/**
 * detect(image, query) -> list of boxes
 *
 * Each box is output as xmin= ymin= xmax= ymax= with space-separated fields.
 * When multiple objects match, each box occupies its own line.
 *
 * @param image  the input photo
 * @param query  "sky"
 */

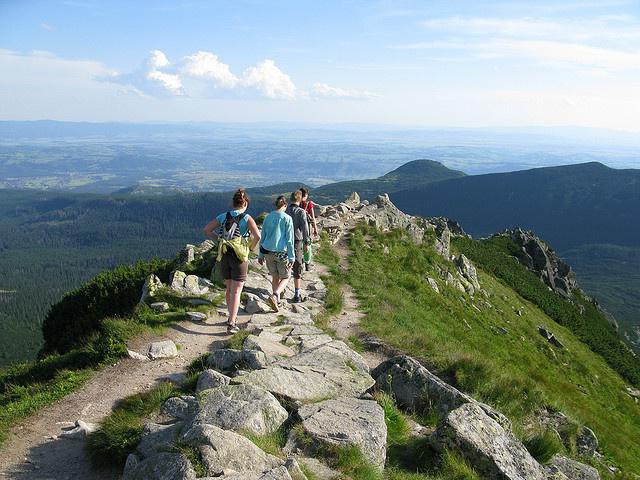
xmin=1 ymin=0 xmax=640 ymax=130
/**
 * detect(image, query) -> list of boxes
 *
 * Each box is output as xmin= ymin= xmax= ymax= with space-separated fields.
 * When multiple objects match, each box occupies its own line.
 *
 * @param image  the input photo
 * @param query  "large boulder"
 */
xmin=434 ymin=403 xmax=546 ymax=480
xmin=136 ymin=422 xmax=183 ymax=458
xmin=298 ymin=397 xmax=387 ymax=469
xmin=181 ymin=424 xmax=282 ymax=476
xmin=546 ymin=455 xmax=600 ymax=480
xmin=456 ymin=254 xmax=480 ymax=291
xmin=140 ymin=274 xmax=163 ymax=303
xmin=234 ymin=341 xmax=373 ymax=405
xmin=371 ymin=355 xmax=509 ymax=428
xmin=189 ymin=384 xmax=288 ymax=435
xmin=122 ymin=452 xmax=196 ymax=480
xmin=161 ymin=396 xmax=197 ymax=420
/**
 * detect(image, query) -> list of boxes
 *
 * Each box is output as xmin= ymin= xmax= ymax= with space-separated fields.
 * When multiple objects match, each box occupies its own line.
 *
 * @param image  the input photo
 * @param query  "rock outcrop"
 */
xmin=496 ymin=229 xmax=577 ymax=298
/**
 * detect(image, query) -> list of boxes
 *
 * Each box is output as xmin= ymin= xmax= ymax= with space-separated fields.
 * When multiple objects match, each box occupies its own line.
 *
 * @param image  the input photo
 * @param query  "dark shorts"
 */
xmin=219 ymin=252 xmax=248 ymax=282
xmin=292 ymin=241 xmax=304 ymax=280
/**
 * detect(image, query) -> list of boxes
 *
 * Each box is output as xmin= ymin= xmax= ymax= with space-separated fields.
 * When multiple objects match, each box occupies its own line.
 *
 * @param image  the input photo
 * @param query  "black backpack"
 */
xmin=221 ymin=211 xmax=247 ymax=241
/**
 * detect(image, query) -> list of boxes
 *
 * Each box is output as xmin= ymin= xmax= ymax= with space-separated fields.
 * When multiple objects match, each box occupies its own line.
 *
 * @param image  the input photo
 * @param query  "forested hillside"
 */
xmin=0 ymin=189 xmax=273 ymax=366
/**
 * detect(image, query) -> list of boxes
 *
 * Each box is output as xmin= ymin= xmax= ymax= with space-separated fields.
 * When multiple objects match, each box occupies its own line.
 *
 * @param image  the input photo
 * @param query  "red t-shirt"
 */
xmin=301 ymin=200 xmax=314 ymax=216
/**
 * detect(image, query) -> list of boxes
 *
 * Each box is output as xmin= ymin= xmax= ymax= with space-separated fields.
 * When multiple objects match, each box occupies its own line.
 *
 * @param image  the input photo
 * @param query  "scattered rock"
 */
xmin=181 ymin=424 xmax=282 ymax=476
xmin=246 ymin=299 xmax=269 ymax=314
xmin=208 ymin=349 xmax=245 ymax=372
xmin=148 ymin=340 xmax=178 ymax=360
xmin=140 ymin=274 xmax=163 ymax=303
xmin=576 ymin=426 xmax=598 ymax=457
xmin=456 ymin=254 xmax=480 ymax=291
xmin=189 ymin=383 xmax=288 ymax=435
xmin=122 ymin=452 xmax=196 ymax=480
xmin=128 ymin=349 xmax=150 ymax=361
xmin=298 ymin=397 xmax=387 ymax=469
xmin=244 ymin=334 xmax=297 ymax=358
xmin=161 ymin=396 xmax=197 ymax=419
xmin=427 ymin=277 xmax=440 ymax=293
xmin=136 ymin=422 xmax=183 ymax=458
xmin=538 ymin=326 xmax=565 ymax=349
xmin=186 ymin=311 xmax=207 ymax=322
xmin=371 ymin=355 xmax=510 ymax=428
xmin=196 ymin=369 xmax=231 ymax=393
xmin=150 ymin=301 xmax=170 ymax=312
xmin=170 ymin=270 xmax=187 ymax=291
xmin=434 ymin=403 xmax=546 ymax=480
xmin=59 ymin=420 xmax=97 ymax=440
xmin=547 ymin=454 xmax=600 ymax=480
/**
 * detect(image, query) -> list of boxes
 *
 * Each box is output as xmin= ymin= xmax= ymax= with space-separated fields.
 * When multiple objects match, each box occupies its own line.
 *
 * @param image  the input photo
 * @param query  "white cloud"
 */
xmin=242 ymin=59 xmax=297 ymax=99
xmin=143 ymin=50 xmax=184 ymax=95
xmin=312 ymin=82 xmax=377 ymax=100
xmin=182 ymin=51 xmax=238 ymax=88
xmin=39 ymin=22 xmax=54 ymax=31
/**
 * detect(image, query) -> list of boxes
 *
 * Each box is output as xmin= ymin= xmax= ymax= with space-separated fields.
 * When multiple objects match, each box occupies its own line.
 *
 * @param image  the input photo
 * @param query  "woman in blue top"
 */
xmin=258 ymin=195 xmax=294 ymax=312
xmin=203 ymin=188 xmax=260 ymax=333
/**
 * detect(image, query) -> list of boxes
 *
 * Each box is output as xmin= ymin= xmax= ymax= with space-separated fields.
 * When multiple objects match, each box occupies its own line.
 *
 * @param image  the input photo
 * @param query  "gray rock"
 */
xmin=279 ymin=341 xmax=369 ymax=375
xmin=208 ymin=349 xmax=245 ymax=372
xmin=456 ymin=254 xmax=480 ymax=290
xmin=347 ymin=192 xmax=361 ymax=205
xmin=547 ymin=455 xmax=600 ymax=480
xmin=244 ymin=350 xmax=271 ymax=370
xmin=196 ymin=370 xmax=231 ymax=393
xmin=170 ymin=270 xmax=187 ymax=291
xmin=179 ymin=245 xmax=195 ymax=265
xmin=244 ymin=334 xmax=297 ymax=358
xmin=371 ymin=355 xmax=510 ymax=428
xmin=186 ymin=311 xmax=208 ymax=322
xmin=298 ymin=397 xmax=387 ymax=469
xmin=136 ymin=422 xmax=183 ymax=458
xmin=140 ymin=274 xmax=163 ymax=303
xmin=284 ymin=458 xmax=308 ymax=480
xmin=576 ymin=426 xmax=599 ymax=457
xmin=191 ymin=383 xmax=288 ymax=435
xmin=59 ymin=419 xmax=97 ymax=440
xmin=427 ymin=277 xmax=440 ymax=293
xmin=246 ymin=299 xmax=269 ymax=314
xmin=434 ymin=403 xmax=546 ymax=480
xmin=184 ymin=275 xmax=209 ymax=295
xmin=122 ymin=452 xmax=196 ymax=480
xmin=150 ymin=301 xmax=170 ymax=312
xmin=148 ymin=340 xmax=178 ymax=360
xmin=538 ymin=326 xmax=565 ymax=349
xmin=218 ymin=466 xmax=294 ymax=480
xmin=128 ymin=349 xmax=149 ymax=361
xmin=298 ymin=334 xmax=334 ymax=351
xmin=295 ymin=457 xmax=341 ymax=480
xmin=161 ymin=396 xmax=197 ymax=419
xmin=181 ymin=424 xmax=282 ymax=476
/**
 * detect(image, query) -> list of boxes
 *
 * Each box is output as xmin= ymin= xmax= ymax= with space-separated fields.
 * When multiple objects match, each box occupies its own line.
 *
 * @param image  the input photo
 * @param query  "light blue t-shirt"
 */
xmin=259 ymin=210 xmax=295 ymax=262
xmin=216 ymin=209 xmax=250 ymax=236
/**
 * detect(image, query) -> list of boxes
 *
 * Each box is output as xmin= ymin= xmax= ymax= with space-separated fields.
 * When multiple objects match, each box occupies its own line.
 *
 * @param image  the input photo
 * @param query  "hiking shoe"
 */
xmin=291 ymin=294 xmax=304 ymax=303
xmin=267 ymin=294 xmax=280 ymax=312
xmin=227 ymin=324 xmax=240 ymax=334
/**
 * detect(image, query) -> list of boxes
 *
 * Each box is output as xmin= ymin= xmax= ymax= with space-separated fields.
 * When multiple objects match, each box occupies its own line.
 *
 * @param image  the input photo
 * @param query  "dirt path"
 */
xmin=319 ymin=231 xmax=387 ymax=370
xmin=0 ymin=310 xmax=246 ymax=480
xmin=0 ymin=229 xmax=379 ymax=480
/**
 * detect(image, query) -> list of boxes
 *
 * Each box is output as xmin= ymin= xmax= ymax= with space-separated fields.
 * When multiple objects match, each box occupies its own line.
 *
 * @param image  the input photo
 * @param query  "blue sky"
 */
xmin=1 ymin=0 xmax=640 ymax=130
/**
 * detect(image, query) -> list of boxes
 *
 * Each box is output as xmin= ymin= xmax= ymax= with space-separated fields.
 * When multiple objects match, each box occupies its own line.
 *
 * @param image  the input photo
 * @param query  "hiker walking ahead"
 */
xmin=286 ymin=190 xmax=310 ymax=303
xmin=300 ymin=187 xmax=318 ymax=271
xmin=203 ymin=188 xmax=260 ymax=333
xmin=258 ymin=195 xmax=294 ymax=312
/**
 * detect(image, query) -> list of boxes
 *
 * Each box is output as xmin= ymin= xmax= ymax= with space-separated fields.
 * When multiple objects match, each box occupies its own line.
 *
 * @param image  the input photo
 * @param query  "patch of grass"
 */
xmin=374 ymin=392 xmax=410 ymax=445
xmin=313 ymin=235 xmax=344 ymax=333
xmin=348 ymin=335 xmax=365 ymax=352
xmin=174 ymin=444 xmax=207 ymax=477
xmin=524 ymin=429 xmax=564 ymax=464
xmin=346 ymin=224 xmax=640 ymax=475
xmin=87 ymin=382 xmax=180 ymax=467
xmin=187 ymin=353 xmax=210 ymax=376
xmin=242 ymin=425 xmax=288 ymax=457
xmin=299 ymin=462 xmax=319 ymax=480
xmin=226 ymin=330 xmax=250 ymax=350
xmin=324 ymin=444 xmax=383 ymax=480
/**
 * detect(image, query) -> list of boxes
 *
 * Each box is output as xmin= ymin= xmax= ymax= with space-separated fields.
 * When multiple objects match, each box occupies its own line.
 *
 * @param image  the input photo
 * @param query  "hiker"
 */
xmin=203 ymin=188 xmax=260 ymax=333
xmin=285 ymin=190 xmax=310 ymax=303
xmin=300 ymin=187 xmax=318 ymax=271
xmin=258 ymin=195 xmax=295 ymax=312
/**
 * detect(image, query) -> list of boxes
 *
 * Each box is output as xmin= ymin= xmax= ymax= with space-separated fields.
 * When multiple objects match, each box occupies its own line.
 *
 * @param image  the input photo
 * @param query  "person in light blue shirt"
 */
xmin=258 ymin=195 xmax=294 ymax=312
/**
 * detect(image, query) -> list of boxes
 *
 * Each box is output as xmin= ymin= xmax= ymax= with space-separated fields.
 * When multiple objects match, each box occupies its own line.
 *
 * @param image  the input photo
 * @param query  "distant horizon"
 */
xmin=2 ymin=1 xmax=640 ymax=130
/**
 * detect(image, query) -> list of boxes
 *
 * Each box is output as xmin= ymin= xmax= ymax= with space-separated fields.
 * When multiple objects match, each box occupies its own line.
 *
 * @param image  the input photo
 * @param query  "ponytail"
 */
xmin=274 ymin=195 xmax=287 ymax=209
xmin=232 ymin=188 xmax=249 ymax=208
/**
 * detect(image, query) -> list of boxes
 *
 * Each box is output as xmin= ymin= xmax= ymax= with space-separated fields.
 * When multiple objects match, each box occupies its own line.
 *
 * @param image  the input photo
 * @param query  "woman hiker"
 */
xmin=258 ymin=195 xmax=294 ymax=312
xmin=203 ymin=188 xmax=261 ymax=333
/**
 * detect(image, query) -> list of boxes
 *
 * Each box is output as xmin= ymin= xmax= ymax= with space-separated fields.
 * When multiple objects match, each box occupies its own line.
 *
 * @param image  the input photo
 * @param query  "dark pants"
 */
xmin=292 ymin=241 xmax=304 ymax=279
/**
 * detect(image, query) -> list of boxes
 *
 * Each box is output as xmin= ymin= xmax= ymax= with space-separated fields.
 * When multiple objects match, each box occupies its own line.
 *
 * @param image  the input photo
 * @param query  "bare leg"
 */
xmin=227 ymin=280 xmax=244 ymax=325
xmin=294 ymin=278 xmax=302 ymax=290
xmin=271 ymin=276 xmax=281 ymax=297
xmin=224 ymin=279 xmax=231 ymax=310
xmin=274 ymin=277 xmax=289 ymax=297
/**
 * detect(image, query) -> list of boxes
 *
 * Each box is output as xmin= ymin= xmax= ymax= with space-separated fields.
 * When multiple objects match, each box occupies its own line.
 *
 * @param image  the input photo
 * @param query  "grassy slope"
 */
xmin=345 ymin=225 xmax=640 ymax=476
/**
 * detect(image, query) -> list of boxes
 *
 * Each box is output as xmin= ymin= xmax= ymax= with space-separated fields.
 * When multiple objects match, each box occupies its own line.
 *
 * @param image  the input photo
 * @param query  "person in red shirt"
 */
xmin=300 ymin=187 xmax=318 ymax=272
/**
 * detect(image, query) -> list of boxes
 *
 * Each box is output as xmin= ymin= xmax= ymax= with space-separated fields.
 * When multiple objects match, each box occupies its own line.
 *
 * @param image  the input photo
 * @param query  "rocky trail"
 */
xmin=0 ymin=193 xmax=606 ymax=480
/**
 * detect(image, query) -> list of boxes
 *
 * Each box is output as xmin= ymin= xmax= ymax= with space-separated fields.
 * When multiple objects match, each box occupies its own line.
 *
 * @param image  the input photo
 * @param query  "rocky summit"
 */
xmin=119 ymin=193 xmax=608 ymax=480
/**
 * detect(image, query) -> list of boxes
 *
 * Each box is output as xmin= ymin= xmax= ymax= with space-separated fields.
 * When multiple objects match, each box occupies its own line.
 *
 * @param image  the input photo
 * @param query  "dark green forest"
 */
xmin=0 ymin=189 xmax=273 ymax=367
